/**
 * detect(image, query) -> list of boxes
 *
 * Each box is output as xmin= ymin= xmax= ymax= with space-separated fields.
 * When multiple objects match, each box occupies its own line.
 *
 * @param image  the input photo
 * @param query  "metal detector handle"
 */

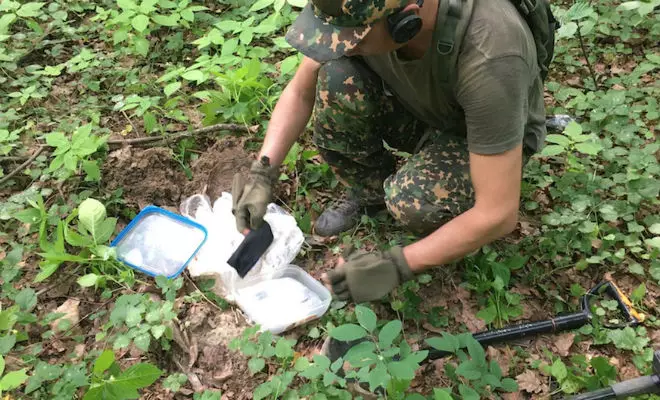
xmin=565 ymin=376 xmax=660 ymax=400
xmin=428 ymin=311 xmax=589 ymax=359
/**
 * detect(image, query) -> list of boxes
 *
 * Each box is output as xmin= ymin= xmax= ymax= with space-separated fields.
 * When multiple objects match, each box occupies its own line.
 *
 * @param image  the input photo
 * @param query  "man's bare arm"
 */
xmin=402 ymin=144 xmax=524 ymax=271
xmin=258 ymin=56 xmax=321 ymax=165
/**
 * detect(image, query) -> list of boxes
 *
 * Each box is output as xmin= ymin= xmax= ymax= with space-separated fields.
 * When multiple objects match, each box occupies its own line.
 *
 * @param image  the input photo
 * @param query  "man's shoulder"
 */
xmin=460 ymin=0 xmax=537 ymax=63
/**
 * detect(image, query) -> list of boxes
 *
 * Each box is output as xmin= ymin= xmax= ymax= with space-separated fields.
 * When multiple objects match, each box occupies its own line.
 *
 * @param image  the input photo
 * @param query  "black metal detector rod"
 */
xmin=428 ymin=280 xmax=643 ymax=360
xmin=564 ymin=350 xmax=660 ymax=400
xmin=429 ymin=311 xmax=589 ymax=359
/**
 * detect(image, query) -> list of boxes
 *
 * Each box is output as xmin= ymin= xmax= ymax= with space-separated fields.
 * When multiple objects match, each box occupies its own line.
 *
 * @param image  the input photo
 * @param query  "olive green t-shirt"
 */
xmin=362 ymin=0 xmax=547 ymax=154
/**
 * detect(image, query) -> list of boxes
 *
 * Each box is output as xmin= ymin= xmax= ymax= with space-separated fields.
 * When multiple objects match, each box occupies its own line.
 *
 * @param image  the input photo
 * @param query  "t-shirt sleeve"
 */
xmin=456 ymin=55 xmax=532 ymax=155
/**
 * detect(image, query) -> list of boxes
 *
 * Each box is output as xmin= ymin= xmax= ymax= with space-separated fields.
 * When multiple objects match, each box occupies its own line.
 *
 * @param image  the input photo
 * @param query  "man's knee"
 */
xmin=383 ymin=173 xmax=471 ymax=235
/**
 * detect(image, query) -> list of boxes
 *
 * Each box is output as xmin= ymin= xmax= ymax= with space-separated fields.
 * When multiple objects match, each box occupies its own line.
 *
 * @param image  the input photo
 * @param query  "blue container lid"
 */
xmin=111 ymin=205 xmax=208 ymax=279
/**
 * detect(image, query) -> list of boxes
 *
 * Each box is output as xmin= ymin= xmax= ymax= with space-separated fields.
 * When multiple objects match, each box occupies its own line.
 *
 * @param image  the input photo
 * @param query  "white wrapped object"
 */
xmin=181 ymin=192 xmax=305 ymax=302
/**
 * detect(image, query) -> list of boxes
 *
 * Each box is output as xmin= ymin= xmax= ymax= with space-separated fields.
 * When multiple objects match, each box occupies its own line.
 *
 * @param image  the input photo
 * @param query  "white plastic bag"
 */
xmin=180 ymin=192 xmax=305 ymax=302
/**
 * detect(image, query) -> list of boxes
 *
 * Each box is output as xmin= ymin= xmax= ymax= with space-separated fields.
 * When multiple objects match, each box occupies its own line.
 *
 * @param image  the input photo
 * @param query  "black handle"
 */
xmin=565 ymin=387 xmax=616 ymax=400
xmin=429 ymin=311 xmax=589 ymax=360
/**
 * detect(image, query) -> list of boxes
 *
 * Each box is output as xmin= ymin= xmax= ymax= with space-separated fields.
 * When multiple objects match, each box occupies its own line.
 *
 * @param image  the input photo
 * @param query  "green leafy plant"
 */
xmin=45 ymin=124 xmax=107 ymax=182
xmin=163 ymin=372 xmax=188 ymax=392
xmin=541 ymin=354 xmax=617 ymax=395
xmin=426 ymin=332 xmax=518 ymax=399
xmin=102 ymin=293 xmax=176 ymax=352
xmin=84 ymin=349 xmax=162 ymax=399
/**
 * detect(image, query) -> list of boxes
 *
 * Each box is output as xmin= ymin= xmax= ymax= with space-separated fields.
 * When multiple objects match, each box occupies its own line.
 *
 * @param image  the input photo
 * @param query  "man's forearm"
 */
xmin=403 ymin=207 xmax=517 ymax=272
xmin=259 ymin=83 xmax=315 ymax=166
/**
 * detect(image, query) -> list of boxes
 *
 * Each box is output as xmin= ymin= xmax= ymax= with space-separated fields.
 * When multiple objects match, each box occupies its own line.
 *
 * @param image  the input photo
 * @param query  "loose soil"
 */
xmin=102 ymin=137 xmax=253 ymax=210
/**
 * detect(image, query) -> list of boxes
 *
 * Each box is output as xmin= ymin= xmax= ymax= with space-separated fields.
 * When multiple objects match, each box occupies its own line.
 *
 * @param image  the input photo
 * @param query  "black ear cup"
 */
xmin=387 ymin=11 xmax=423 ymax=44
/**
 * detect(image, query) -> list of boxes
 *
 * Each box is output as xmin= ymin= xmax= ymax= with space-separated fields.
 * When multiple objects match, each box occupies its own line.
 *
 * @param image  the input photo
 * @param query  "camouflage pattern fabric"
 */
xmin=285 ymin=0 xmax=408 ymax=62
xmin=312 ymin=57 xmax=477 ymax=234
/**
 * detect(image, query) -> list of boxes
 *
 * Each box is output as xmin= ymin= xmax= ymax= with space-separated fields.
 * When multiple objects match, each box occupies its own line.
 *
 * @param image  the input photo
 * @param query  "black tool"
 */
xmin=227 ymin=222 xmax=274 ymax=278
xmin=564 ymin=350 xmax=660 ymax=400
xmin=326 ymin=280 xmax=644 ymax=363
xmin=428 ymin=279 xmax=645 ymax=359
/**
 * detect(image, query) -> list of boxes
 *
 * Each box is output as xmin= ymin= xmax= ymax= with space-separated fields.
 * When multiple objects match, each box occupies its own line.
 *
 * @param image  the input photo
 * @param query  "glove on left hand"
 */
xmin=324 ymin=246 xmax=414 ymax=303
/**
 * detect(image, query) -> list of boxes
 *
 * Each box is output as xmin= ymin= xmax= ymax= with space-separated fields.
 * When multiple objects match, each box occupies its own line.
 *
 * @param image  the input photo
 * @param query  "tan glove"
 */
xmin=323 ymin=246 xmax=414 ymax=303
xmin=232 ymin=156 xmax=278 ymax=233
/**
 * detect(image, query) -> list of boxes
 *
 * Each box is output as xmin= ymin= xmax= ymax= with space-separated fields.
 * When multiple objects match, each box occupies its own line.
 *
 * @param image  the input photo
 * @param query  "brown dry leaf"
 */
xmin=455 ymin=286 xmax=486 ymax=332
xmin=591 ymin=239 xmax=602 ymax=249
xmin=553 ymin=332 xmax=575 ymax=357
xmin=422 ymin=322 xmax=445 ymax=334
xmin=650 ymin=329 xmax=660 ymax=347
xmin=501 ymin=392 xmax=525 ymax=400
xmin=486 ymin=346 xmax=513 ymax=377
xmin=50 ymin=298 xmax=80 ymax=331
xmin=516 ymin=370 xmax=547 ymax=394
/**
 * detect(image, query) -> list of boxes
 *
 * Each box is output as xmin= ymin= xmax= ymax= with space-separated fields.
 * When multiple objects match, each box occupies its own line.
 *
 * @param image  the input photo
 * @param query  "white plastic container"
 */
xmin=232 ymin=265 xmax=332 ymax=334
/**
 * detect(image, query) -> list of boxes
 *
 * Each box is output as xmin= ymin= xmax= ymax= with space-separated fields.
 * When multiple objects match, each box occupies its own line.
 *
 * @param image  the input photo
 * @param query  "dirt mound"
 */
xmin=103 ymin=147 xmax=187 ymax=208
xmin=184 ymin=137 xmax=252 ymax=201
xmin=102 ymin=138 xmax=254 ymax=210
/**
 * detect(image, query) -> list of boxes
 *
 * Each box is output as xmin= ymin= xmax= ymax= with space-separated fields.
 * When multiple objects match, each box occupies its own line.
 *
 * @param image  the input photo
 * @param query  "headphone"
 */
xmin=387 ymin=0 xmax=424 ymax=44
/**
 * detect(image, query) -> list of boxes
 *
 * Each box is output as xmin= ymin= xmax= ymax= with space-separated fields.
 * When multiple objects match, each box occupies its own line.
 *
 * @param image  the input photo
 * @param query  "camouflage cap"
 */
xmin=285 ymin=0 xmax=409 ymax=63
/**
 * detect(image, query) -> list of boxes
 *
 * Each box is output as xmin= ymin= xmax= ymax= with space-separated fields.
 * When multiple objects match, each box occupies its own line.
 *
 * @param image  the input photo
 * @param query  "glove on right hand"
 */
xmin=232 ymin=158 xmax=278 ymax=233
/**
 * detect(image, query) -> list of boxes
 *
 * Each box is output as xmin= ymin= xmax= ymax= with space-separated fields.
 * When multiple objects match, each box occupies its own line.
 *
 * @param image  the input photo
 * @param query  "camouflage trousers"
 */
xmin=312 ymin=57 xmax=476 ymax=235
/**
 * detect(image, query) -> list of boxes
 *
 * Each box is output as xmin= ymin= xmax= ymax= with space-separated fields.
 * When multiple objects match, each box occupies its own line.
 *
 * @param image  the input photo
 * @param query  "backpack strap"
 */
xmin=436 ymin=0 xmax=462 ymax=56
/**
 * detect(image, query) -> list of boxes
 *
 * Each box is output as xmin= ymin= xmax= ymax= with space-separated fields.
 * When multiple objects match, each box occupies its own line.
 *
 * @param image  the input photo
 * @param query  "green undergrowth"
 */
xmin=0 ymin=0 xmax=659 ymax=398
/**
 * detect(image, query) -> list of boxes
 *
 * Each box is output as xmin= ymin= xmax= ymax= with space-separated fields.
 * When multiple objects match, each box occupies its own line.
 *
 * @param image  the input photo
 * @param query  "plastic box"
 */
xmin=111 ymin=206 xmax=208 ymax=278
xmin=232 ymin=265 xmax=332 ymax=334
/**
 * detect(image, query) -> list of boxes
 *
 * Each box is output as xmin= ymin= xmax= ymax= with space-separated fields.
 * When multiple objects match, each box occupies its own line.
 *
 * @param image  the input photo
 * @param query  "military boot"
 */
xmin=314 ymin=196 xmax=384 ymax=237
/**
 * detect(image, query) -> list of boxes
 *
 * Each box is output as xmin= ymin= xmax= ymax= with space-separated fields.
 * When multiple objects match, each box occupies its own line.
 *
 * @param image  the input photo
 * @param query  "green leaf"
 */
xmin=16 ymin=2 xmax=45 ymax=17
xmin=355 ymin=305 xmax=377 ymax=333
xmin=329 ymin=324 xmax=367 ymax=341
xmin=545 ymin=134 xmax=571 ymax=146
xmin=77 ymin=274 xmax=99 ymax=288
xmin=387 ymin=360 xmax=415 ymax=380
xmin=143 ymin=112 xmax=157 ymax=133
xmin=378 ymin=320 xmax=402 ymax=349
xmin=275 ymin=337 xmax=294 ymax=359
xmin=0 ymin=306 xmax=18 ymax=331
xmin=575 ymin=142 xmax=602 ymax=155
xmin=134 ymin=36 xmax=150 ymax=56
xmin=249 ymin=0 xmax=275 ymax=12
xmin=82 ymin=160 xmax=101 ymax=182
xmin=563 ymin=120 xmax=583 ymax=136
xmin=280 ymin=55 xmax=299 ymax=75
xmin=164 ymin=81 xmax=181 ymax=97
xmin=541 ymin=144 xmax=565 ymax=157
xmin=286 ymin=0 xmax=306 ymax=6
xmin=294 ymin=356 xmax=309 ymax=372
xmin=456 ymin=360 xmax=482 ymax=380
xmin=139 ymin=0 xmax=158 ymax=13
xmin=466 ymin=337 xmax=485 ymax=364
xmin=181 ymin=69 xmax=205 ymax=83
xmin=253 ymin=381 xmax=273 ymax=400
xmin=94 ymin=349 xmax=115 ymax=375
xmin=551 ymin=358 xmax=567 ymax=381
xmin=458 ymin=384 xmax=480 ymax=400
xmin=151 ymin=325 xmax=166 ymax=339
xmin=151 ymin=13 xmax=179 ymax=26
xmin=426 ymin=333 xmax=459 ymax=353
xmin=131 ymin=14 xmax=150 ymax=32
xmin=78 ymin=198 xmax=106 ymax=243
xmin=0 ymin=355 xmax=4 ymax=377
xmin=0 ymin=14 xmax=17 ymax=34
xmin=649 ymin=223 xmax=660 ymax=235
xmin=0 ymin=335 xmax=16 ymax=355
xmin=630 ymin=283 xmax=646 ymax=303
xmin=248 ymin=357 xmax=265 ymax=374
xmin=0 ymin=368 xmax=28 ymax=391
xmin=46 ymin=132 xmax=69 ymax=148
xmin=629 ymin=263 xmax=645 ymax=276
xmin=115 ymin=362 xmax=162 ymax=389
xmin=433 ymin=388 xmax=453 ymax=400
xmin=645 ymin=237 xmax=660 ymax=249
xmin=15 ymin=288 xmax=37 ymax=311
xmin=117 ymin=0 xmax=137 ymax=10
xmin=95 ymin=218 xmax=117 ymax=244
xmin=500 ymin=377 xmax=518 ymax=392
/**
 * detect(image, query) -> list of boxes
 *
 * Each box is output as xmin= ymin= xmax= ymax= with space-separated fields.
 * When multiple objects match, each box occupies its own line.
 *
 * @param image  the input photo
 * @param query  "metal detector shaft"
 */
xmin=566 ymin=375 xmax=660 ymax=400
xmin=429 ymin=311 xmax=589 ymax=359
xmin=565 ymin=350 xmax=660 ymax=400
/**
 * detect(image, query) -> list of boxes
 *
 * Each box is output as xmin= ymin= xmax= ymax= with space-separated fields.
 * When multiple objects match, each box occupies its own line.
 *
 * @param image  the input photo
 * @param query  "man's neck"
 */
xmin=397 ymin=0 xmax=440 ymax=60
